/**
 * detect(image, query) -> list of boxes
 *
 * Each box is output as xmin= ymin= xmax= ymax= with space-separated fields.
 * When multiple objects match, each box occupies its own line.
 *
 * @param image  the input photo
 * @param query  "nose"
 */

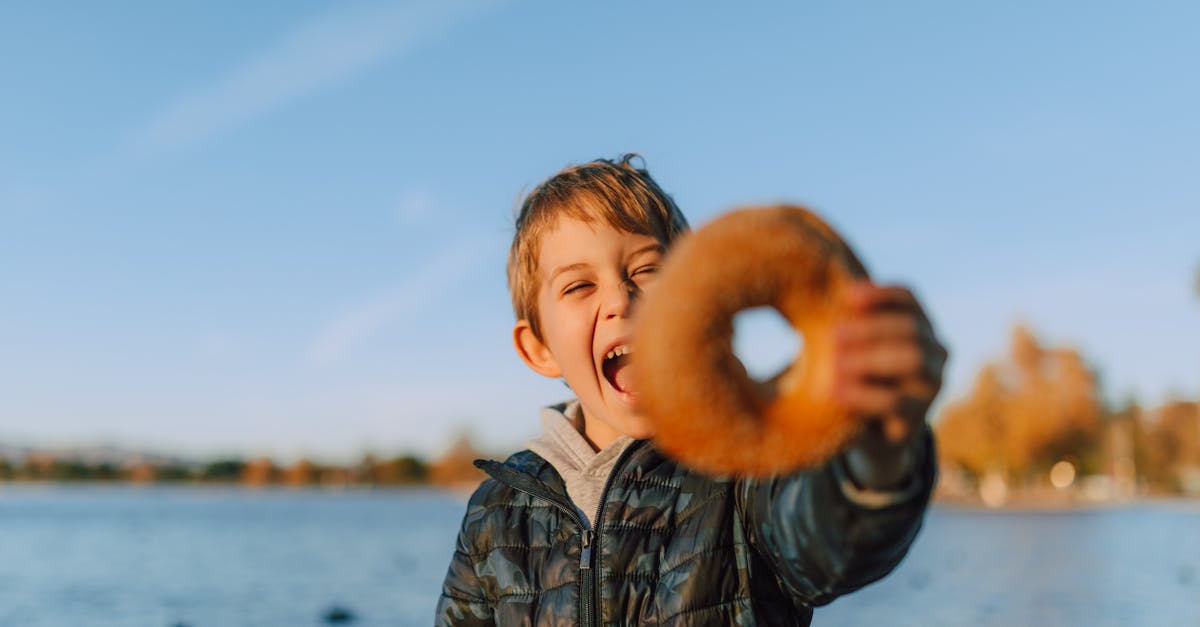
xmin=601 ymin=279 xmax=640 ymax=320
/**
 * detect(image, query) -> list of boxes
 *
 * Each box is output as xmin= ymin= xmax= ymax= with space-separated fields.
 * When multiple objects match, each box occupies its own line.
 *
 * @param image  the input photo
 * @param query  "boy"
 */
xmin=435 ymin=155 xmax=944 ymax=626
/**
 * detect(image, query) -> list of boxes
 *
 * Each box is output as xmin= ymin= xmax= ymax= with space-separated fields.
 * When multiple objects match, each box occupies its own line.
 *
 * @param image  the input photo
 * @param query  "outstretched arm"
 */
xmin=739 ymin=282 xmax=945 ymax=606
xmin=738 ymin=428 xmax=936 ymax=607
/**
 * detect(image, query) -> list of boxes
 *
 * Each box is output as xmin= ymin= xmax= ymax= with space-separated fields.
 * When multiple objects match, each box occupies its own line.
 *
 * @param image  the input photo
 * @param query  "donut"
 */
xmin=630 ymin=205 xmax=869 ymax=477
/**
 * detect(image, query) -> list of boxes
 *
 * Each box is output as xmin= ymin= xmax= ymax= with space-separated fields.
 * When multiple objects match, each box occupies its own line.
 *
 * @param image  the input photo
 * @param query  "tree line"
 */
xmin=0 ymin=435 xmax=488 ymax=487
xmin=936 ymin=324 xmax=1200 ymax=496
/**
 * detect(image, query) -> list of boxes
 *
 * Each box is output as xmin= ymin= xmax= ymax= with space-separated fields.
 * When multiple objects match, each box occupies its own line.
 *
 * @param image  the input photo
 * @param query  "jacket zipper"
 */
xmin=580 ymin=529 xmax=594 ymax=626
xmin=585 ymin=441 xmax=642 ymax=627
xmin=475 ymin=442 xmax=644 ymax=627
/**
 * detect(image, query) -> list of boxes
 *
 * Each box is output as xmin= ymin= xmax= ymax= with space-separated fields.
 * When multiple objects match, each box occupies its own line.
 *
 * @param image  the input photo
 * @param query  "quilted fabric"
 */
xmin=435 ymin=434 xmax=935 ymax=626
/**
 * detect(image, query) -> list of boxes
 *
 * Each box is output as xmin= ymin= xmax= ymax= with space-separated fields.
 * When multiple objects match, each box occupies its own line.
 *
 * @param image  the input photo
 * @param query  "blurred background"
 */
xmin=1 ymin=1 xmax=1198 ymax=625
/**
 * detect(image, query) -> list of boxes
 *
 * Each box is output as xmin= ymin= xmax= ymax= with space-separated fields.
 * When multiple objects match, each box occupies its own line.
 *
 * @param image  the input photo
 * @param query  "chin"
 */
xmin=620 ymin=415 xmax=655 ymax=440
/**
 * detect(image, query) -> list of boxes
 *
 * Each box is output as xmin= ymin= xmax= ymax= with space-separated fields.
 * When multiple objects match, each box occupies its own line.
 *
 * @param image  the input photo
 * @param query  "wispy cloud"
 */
xmin=127 ymin=0 xmax=497 ymax=156
xmin=307 ymin=234 xmax=492 ymax=366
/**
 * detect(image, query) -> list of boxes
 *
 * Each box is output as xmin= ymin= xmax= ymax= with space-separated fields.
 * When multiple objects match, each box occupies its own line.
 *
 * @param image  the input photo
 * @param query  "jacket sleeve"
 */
xmin=434 ymin=490 xmax=496 ymax=626
xmin=736 ymin=426 xmax=937 ymax=607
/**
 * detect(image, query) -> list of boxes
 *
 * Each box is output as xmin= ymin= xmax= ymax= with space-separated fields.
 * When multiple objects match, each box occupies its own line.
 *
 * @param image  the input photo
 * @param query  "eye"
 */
xmin=629 ymin=265 xmax=659 ymax=282
xmin=563 ymin=281 xmax=593 ymax=295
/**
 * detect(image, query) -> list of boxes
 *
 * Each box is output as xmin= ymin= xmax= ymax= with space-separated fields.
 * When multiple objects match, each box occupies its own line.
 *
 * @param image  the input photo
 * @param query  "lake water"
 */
xmin=1 ymin=485 xmax=1196 ymax=627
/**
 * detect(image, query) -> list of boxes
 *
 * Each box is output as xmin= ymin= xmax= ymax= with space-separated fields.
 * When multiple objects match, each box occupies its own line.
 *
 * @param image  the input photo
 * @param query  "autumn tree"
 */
xmin=429 ymin=433 xmax=487 ymax=487
xmin=938 ymin=365 xmax=1006 ymax=477
xmin=936 ymin=324 xmax=1104 ymax=482
xmin=1145 ymin=401 xmax=1200 ymax=492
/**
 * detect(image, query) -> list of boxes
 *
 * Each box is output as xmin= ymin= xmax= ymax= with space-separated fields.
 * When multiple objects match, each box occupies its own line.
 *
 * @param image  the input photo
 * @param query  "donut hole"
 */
xmin=732 ymin=306 xmax=804 ymax=383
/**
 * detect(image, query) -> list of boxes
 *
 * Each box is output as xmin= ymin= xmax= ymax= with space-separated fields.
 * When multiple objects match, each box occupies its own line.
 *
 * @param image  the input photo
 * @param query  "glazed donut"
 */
xmin=631 ymin=205 xmax=869 ymax=477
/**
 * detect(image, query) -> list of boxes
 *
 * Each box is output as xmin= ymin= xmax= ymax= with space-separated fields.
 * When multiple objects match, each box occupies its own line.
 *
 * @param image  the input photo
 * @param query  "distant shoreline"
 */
xmin=4 ymin=481 xmax=1198 ymax=511
xmin=0 ymin=479 xmax=481 ymax=492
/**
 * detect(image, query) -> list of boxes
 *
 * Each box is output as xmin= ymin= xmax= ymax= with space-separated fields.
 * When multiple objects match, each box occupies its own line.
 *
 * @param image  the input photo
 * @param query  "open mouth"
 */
xmin=601 ymin=344 xmax=634 ymax=396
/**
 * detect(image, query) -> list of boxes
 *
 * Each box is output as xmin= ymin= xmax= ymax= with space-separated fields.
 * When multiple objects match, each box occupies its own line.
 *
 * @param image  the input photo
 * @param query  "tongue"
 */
xmin=612 ymin=362 xmax=634 ymax=395
xmin=603 ymin=354 xmax=635 ymax=395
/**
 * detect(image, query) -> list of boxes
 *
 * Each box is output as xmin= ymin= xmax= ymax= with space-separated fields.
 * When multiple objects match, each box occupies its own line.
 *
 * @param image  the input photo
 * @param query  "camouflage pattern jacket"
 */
xmin=435 ymin=434 xmax=935 ymax=626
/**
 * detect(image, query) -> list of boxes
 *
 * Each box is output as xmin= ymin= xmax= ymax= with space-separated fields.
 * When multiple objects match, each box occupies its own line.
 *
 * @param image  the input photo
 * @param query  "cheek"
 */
xmin=541 ymin=302 xmax=595 ymax=365
xmin=558 ymin=298 xmax=595 ymax=335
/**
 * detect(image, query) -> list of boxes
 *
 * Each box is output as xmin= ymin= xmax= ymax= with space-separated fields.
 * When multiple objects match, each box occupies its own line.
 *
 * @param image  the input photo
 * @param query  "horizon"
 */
xmin=3 ymin=1 xmax=1198 ymax=462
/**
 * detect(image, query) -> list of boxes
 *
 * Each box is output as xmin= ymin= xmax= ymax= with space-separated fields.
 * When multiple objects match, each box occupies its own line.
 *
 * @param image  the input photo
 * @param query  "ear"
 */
xmin=514 ymin=320 xmax=562 ymax=378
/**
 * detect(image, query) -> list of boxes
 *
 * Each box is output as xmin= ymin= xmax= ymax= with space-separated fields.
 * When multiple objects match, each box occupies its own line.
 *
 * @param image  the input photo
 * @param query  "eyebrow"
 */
xmin=546 ymin=243 xmax=665 ymax=284
xmin=629 ymin=243 xmax=665 ymax=259
xmin=548 ymin=263 xmax=589 ymax=285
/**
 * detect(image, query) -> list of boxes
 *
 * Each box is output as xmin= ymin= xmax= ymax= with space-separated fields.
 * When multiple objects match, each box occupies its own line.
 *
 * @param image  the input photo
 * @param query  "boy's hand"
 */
xmin=833 ymin=281 xmax=947 ymax=490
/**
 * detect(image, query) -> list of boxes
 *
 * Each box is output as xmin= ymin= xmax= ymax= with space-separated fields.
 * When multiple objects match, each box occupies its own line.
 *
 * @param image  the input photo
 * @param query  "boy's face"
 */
xmin=514 ymin=216 xmax=664 ymax=447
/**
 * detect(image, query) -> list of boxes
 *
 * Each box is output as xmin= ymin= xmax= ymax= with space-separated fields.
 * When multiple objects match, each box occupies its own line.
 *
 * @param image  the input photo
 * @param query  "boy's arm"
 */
xmin=736 ymin=428 xmax=936 ymax=607
xmin=434 ymin=495 xmax=496 ymax=626
xmin=434 ymin=541 xmax=494 ymax=626
xmin=737 ymin=282 xmax=944 ymax=606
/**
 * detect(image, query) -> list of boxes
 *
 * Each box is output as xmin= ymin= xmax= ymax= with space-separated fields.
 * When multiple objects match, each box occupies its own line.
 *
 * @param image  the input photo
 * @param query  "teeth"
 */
xmin=604 ymin=344 xmax=633 ymax=361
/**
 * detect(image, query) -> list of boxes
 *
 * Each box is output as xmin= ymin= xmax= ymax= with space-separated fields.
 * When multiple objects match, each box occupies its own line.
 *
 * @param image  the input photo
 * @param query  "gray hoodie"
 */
xmin=526 ymin=400 xmax=632 ymax=527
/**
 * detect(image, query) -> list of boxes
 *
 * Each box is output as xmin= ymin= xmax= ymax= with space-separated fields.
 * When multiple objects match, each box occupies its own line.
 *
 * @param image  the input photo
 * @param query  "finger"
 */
xmin=845 ymin=284 xmax=940 ymax=349
xmin=846 ymin=282 xmax=918 ymax=312
xmin=835 ymin=314 xmax=919 ymax=347
xmin=839 ymin=341 xmax=924 ymax=380
xmin=835 ymin=313 xmax=945 ymax=386
xmin=837 ymin=375 xmax=938 ymax=423
xmin=837 ymin=337 xmax=946 ymax=404
xmin=847 ymin=283 xmax=936 ymax=330
xmin=834 ymin=380 xmax=900 ymax=416
xmin=837 ymin=370 xmax=935 ymax=441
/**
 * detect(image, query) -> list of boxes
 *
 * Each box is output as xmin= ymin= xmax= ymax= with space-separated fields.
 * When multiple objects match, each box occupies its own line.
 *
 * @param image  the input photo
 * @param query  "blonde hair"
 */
xmin=507 ymin=154 xmax=690 ymax=339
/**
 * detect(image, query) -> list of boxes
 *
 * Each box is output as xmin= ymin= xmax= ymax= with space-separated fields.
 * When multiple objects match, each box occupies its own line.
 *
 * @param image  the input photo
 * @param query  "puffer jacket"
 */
xmin=435 ymin=432 xmax=935 ymax=626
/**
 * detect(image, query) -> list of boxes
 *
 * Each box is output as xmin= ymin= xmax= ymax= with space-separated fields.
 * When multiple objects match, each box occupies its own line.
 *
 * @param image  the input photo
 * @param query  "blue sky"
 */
xmin=2 ymin=1 xmax=1197 ymax=462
